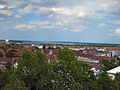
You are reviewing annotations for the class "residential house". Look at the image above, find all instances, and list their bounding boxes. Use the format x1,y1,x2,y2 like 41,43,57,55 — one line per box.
107,66,120,80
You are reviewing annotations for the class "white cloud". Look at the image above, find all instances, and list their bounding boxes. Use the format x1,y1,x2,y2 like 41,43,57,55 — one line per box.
98,23,109,27
29,21,50,25
51,7,87,18
108,20,120,25
107,34,114,36
40,25,55,29
110,29,113,32
14,24,36,31
28,0,120,18
1,0,120,34
18,4,33,14
108,28,120,36
56,21,63,26
29,20,61,30
14,15,21,18
0,18,4,20
71,25,87,32
2,0,120,18
0,10,13,16
0,4,6,9
72,29,83,32
35,7,53,16
29,20,65,29
115,28,120,35
5,0,27,9
1,0,120,21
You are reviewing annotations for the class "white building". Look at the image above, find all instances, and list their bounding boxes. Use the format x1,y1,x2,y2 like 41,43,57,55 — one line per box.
107,66,120,80
37,45,43,49
5,39,9,44
77,56,99,63
112,50,120,57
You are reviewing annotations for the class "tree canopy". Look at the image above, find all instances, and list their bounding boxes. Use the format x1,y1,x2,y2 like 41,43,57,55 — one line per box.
0,49,120,90
0,52,3,57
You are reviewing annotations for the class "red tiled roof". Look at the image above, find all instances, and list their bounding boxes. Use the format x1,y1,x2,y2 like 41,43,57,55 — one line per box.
47,55,56,61
52,49,58,55
81,61,104,70
103,47,120,51
43,49,50,55
0,49,6,56
15,52,22,56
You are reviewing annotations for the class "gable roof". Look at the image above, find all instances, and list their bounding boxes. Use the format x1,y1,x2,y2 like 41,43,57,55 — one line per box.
107,66,120,74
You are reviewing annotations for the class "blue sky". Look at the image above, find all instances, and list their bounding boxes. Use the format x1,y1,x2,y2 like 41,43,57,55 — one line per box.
0,0,120,44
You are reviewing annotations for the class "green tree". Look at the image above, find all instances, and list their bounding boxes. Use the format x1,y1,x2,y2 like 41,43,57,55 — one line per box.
57,49,76,62
4,73,28,90
6,51,19,58
53,49,97,89
0,71,9,90
56,47,61,49
97,72,114,90
117,57,120,61
112,73,120,90
6,61,12,70
4,49,119,90
0,52,3,57
43,44,46,49
52,60,97,90
0,45,4,49
101,59,117,71
8,50,53,90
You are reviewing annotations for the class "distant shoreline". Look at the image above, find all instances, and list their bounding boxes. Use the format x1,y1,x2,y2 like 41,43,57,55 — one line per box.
0,40,119,47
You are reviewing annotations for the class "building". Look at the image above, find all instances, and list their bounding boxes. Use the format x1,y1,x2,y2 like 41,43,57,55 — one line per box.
107,66,120,80
112,50,120,57
5,39,9,44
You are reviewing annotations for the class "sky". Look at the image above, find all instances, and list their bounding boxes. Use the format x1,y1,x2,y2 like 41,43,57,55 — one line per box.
0,0,120,44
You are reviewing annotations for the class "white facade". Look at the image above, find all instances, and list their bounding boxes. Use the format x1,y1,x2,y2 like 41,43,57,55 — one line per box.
5,39,9,44
37,45,43,49
77,56,99,63
107,66,120,80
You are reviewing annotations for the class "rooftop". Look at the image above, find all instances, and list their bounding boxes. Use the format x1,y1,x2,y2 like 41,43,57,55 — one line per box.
107,66,120,74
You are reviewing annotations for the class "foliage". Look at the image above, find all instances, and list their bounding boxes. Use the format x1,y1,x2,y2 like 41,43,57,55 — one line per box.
0,71,9,90
117,57,120,61
0,52,3,57
9,50,17,52
1,49,120,90
0,45,4,49
52,60,97,89
6,61,12,70
11,50,52,90
0,45,7,51
35,47,39,50
57,49,77,62
6,51,19,58
97,72,115,90
47,46,54,49
4,73,28,90
55,47,61,49
43,44,46,49
101,59,117,71
113,73,120,90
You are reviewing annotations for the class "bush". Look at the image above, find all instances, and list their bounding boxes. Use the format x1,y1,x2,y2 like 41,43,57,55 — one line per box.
0,52,3,57
6,51,19,58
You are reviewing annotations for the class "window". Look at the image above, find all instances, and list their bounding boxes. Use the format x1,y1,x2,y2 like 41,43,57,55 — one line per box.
110,76,113,79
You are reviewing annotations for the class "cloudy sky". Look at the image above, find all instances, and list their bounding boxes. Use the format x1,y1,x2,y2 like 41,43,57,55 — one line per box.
0,0,120,43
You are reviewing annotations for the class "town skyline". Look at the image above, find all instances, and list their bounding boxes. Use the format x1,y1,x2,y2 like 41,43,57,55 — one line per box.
0,0,120,44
